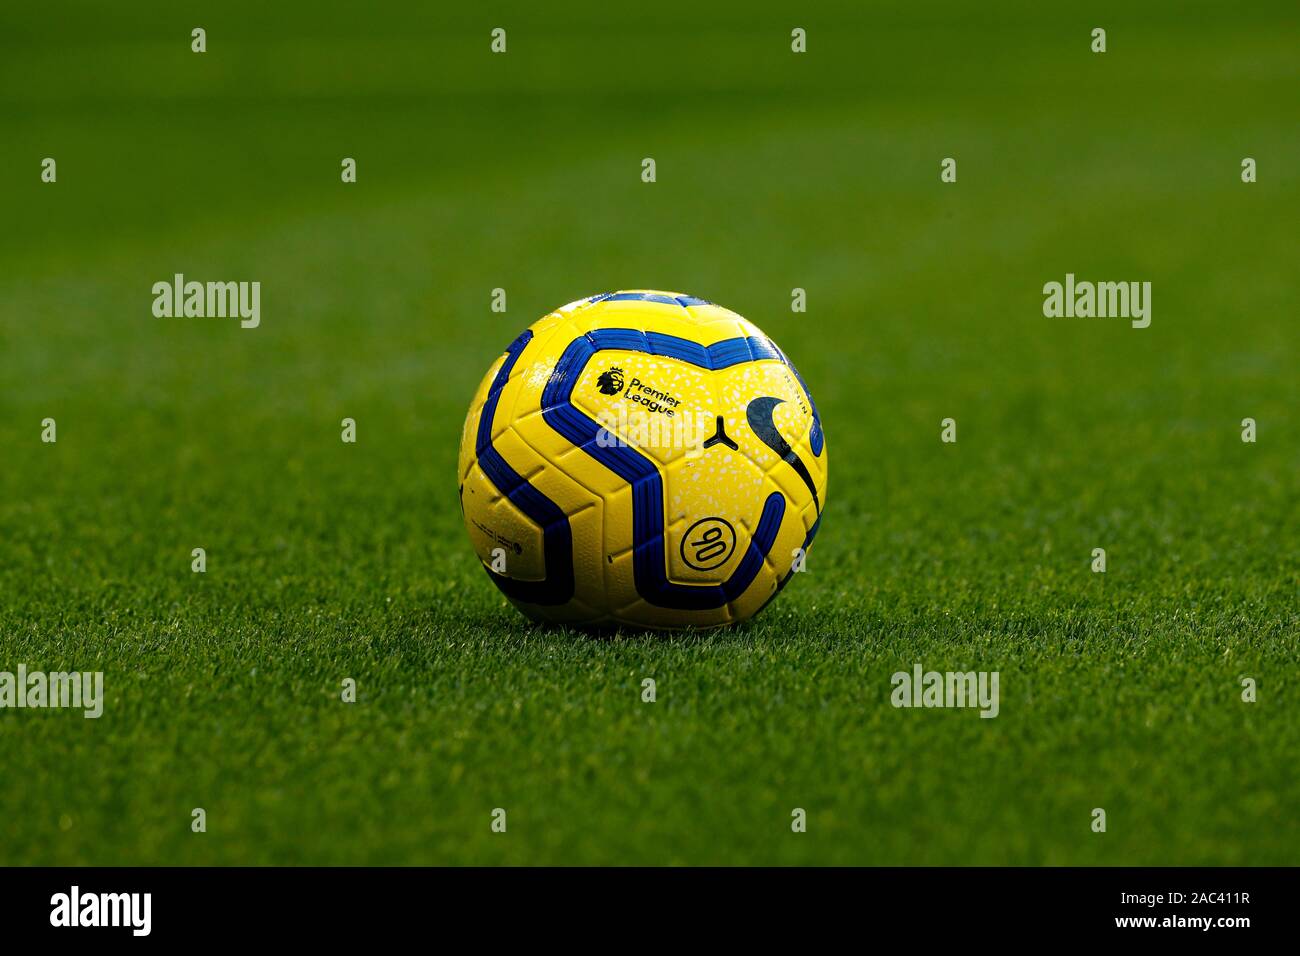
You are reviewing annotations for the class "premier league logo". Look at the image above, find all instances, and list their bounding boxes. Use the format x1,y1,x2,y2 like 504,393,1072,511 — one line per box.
596,367,625,395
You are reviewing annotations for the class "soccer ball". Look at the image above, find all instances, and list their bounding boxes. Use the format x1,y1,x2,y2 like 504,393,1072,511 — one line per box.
458,291,827,629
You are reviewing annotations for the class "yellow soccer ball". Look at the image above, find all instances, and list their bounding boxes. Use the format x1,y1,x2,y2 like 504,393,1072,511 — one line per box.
458,291,827,629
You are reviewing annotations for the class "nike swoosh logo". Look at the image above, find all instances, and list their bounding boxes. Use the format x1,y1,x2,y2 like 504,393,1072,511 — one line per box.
746,396,820,515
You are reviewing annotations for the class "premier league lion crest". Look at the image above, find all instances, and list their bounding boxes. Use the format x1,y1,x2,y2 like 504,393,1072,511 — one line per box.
596,366,625,395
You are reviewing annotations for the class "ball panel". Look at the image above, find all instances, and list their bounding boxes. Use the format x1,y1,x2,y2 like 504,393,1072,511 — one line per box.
663,448,769,585
492,422,607,604
459,460,547,582
457,353,505,485
563,296,754,347
568,350,715,471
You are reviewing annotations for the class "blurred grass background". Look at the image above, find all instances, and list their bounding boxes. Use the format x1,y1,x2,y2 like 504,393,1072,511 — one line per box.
0,1,1296,864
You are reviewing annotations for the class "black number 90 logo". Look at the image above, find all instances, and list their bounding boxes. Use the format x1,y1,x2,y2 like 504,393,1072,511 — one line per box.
680,517,737,572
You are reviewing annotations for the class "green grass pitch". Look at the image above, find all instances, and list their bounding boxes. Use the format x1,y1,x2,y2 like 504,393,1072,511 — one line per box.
0,1,1296,865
